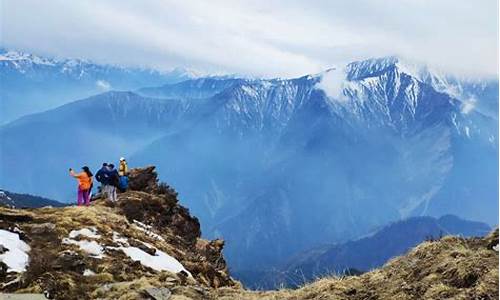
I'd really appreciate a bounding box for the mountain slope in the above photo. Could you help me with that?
[0,190,65,209]
[0,49,191,123]
[276,215,491,288]
[214,229,499,300]
[132,59,497,275]
[0,91,189,201]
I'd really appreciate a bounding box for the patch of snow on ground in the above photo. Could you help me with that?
[120,245,191,276]
[62,238,104,258]
[68,227,101,239]
[110,231,190,276]
[0,229,31,272]
[133,220,165,241]
[83,269,96,276]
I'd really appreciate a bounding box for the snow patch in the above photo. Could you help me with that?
[69,227,101,239]
[120,246,191,275]
[62,238,104,258]
[133,220,165,242]
[464,126,470,138]
[111,231,190,275]
[461,97,477,114]
[83,269,96,276]
[0,229,31,272]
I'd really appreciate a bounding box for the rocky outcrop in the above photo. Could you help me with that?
[0,166,235,299]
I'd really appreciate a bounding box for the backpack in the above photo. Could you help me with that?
[119,176,129,192]
[111,171,120,188]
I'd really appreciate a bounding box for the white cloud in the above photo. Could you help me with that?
[1,0,498,78]
[96,80,111,91]
[316,68,348,101]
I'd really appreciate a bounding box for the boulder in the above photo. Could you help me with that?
[30,222,56,235]
[52,250,86,273]
[129,239,156,256]
[143,287,172,300]
[128,166,160,194]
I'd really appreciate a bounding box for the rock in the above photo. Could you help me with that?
[0,261,8,278]
[0,294,47,300]
[30,222,56,235]
[0,244,9,254]
[192,285,210,295]
[195,239,227,270]
[128,166,160,194]
[129,239,156,256]
[96,282,133,294]
[143,287,172,300]
[52,250,85,273]
[116,191,200,246]
[0,212,33,223]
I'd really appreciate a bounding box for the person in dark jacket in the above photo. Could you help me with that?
[96,163,115,201]
[104,164,119,202]
[95,163,109,185]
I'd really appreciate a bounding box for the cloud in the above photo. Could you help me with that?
[96,80,111,91]
[1,0,498,78]
[316,68,348,101]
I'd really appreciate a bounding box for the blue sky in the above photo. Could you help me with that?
[1,0,498,77]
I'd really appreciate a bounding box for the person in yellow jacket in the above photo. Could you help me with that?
[119,157,128,176]
[69,166,93,206]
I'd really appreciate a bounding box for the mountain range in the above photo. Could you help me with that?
[0,49,194,123]
[286,214,490,275]
[0,51,497,284]
[0,189,65,209]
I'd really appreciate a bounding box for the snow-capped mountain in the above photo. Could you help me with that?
[0,56,497,280]
[0,49,194,123]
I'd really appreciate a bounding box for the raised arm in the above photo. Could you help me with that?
[69,169,80,178]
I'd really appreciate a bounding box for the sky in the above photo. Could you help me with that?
[1,0,498,78]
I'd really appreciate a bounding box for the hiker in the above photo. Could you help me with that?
[105,163,120,202]
[118,157,129,192]
[69,166,93,206]
[118,157,128,176]
[95,163,110,199]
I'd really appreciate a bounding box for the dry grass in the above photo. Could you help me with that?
[1,202,497,300]
[210,231,499,300]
